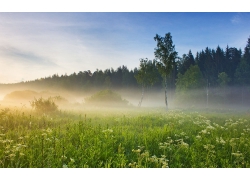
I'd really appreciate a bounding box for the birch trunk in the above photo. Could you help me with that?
[164,76,168,110]
[138,85,145,107]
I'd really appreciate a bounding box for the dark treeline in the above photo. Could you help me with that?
[20,36,249,89]
[13,35,250,108]
[20,66,142,91]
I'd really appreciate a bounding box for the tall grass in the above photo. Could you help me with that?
[0,107,249,167]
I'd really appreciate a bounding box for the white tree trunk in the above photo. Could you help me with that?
[138,85,145,107]
[164,76,168,110]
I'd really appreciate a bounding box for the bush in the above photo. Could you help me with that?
[85,89,129,107]
[30,97,58,113]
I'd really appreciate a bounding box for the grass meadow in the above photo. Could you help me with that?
[0,107,250,168]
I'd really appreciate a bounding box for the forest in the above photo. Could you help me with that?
[2,34,250,109]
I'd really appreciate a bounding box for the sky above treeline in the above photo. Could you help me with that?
[0,12,250,83]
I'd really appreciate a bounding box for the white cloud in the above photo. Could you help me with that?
[231,13,241,24]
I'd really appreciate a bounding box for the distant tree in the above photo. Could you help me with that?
[235,59,250,85]
[176,65,204,95]
[178,50,195,75]
[243,36,250,63]
[104,76,112,88]
[135,58,159,107]
[217,72,230,88]
[154,33,178,110]
[217,72,231,103]
[225,46,242,83]
[235,59,250,105]
[214,46,226,74]
[30,97,58,114]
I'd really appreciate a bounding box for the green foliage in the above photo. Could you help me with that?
[235,59,250,85]
[217,72,230,87]
[135,58,159,87]
[154,33,178,109]
[85,89,129,107]
[30,97,58,114]
[176,65,204,94]
[0,108,250,168]
[178,50,195,75]
[154,33,178,77]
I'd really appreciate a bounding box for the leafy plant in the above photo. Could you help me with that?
[85,89,129,107]
[30,97,58,113]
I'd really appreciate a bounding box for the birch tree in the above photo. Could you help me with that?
[154,33,178,110]
[135,58,158,107]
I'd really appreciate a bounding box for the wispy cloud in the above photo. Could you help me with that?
[0,45,58,67]
[231,13,241,24]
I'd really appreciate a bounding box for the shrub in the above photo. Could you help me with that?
[85,89,129,107]
[30,97,58,113]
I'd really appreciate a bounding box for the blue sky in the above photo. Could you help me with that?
[0,12,250,83]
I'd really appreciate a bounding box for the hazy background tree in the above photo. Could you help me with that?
[217,72,231,104]
[135,58,159,107]
[178,50,195,75]
[175,65,205,106]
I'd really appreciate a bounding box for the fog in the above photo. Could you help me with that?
[1,82,250,114]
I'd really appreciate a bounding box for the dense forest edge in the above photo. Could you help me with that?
[1,34,250,110]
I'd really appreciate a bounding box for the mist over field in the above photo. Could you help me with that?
[1,12,250,169]
[0,83,250,113]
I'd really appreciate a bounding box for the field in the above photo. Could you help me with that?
[0,107,250,168]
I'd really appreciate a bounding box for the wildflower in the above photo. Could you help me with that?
[196,135,201,139]
[150,155,158,163]
[132,149,141,153]
[181,142,189,148]
[213,123,220,127]
[232,151,243,157]
[203,144,215,150]
[200,129,207,134]
[229,138,238,146]
[9,154,16,158]
[7,139,13,143]
[206,125,215,130]
[217,137,226,145]
[46,128,52,134]
[128,162,137,167]
[162,162,169,168]
[70,158,75,163]
[180,132,186,136]
[61,155,67,160]
[102,129,113,133]
[159,146,167,150]
[141,151,149,158]
[161,155,166,158]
